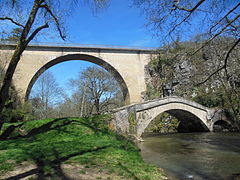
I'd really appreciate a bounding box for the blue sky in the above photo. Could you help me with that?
[42,0,160,47]
[68,0,159,47]
[32,0,160,97]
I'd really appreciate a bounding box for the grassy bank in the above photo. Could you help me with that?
[0,115,167,180]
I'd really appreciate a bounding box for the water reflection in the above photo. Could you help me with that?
[139,133,240,180]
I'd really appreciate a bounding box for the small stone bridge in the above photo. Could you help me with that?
[112,96,224,140]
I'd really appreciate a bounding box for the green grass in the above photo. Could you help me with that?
[0,115,166,179]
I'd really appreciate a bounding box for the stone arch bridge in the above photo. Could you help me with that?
[0,43,157,104]
[112,96,223,140]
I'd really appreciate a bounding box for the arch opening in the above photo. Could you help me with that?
[25,54,130,104]
[143,109,209,136]
[166,109,209,133]
[213,120,231,132]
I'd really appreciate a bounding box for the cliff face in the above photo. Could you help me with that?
[145,39,240,101]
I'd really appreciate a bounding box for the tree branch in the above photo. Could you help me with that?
[168,12,192,36]
[209,2,240,34]
[197,38,240,86]
[40,4,66,40]
[25,23,49,45]
[172,0,205,12]
[192,14,240,55]
[169,0,206,37]
[0,17,24,28]
[226,17,239,32]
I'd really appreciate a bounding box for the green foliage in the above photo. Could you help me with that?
[128,112,136,133]
[0,75,34,123]
[0,116,166,179]
[148,56,171,75]
[1,102,35,123]
[146,84,161,100]
[145,113,179,133]
[193,93,223,108]
[146,54,176,100]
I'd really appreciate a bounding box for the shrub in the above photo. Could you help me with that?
[1,102,35,123]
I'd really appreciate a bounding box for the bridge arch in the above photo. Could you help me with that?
[212,120,231,132]
[25,54,130,104]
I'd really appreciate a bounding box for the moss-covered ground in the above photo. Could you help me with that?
[0,115,167,180]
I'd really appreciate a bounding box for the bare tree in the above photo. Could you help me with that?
[70,66,123,115]
[1,28,23,42]
[29,71,64,119]
[134,0,240,73]
[134,0,239,43]
[54,91,90,118]
[0,0,108,130]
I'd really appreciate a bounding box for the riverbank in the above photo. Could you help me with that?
[0,115,167,180]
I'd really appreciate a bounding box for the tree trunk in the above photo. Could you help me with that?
[0,121,3,132]
[0,1,42,131]
[95,98,100,114]
[0,47,25,127]
[80,85,87,117]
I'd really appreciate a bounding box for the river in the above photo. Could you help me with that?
[139,132,240,180]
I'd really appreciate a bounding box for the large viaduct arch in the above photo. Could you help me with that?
[0,43,157,104]
[113,96,219,140]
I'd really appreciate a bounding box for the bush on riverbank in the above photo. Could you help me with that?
[0,115,167,180]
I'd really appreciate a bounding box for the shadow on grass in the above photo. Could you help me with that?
[0,122,24,140]
[5,146,109,180]
[0,118,66,141]
[2,116,111,141]
[1,117,114,179]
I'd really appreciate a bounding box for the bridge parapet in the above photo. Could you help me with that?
[135,96,210,112]
[0,42,159,53]
[113,96,211,112]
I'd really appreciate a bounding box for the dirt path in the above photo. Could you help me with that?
[0,162,127,180]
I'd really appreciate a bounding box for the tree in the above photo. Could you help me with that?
[134,0,239,42]
[1,28,23,42]
[134,0,239,75]
[0,0,108,130]
[30,71,64,119]
[70,66,123,115]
